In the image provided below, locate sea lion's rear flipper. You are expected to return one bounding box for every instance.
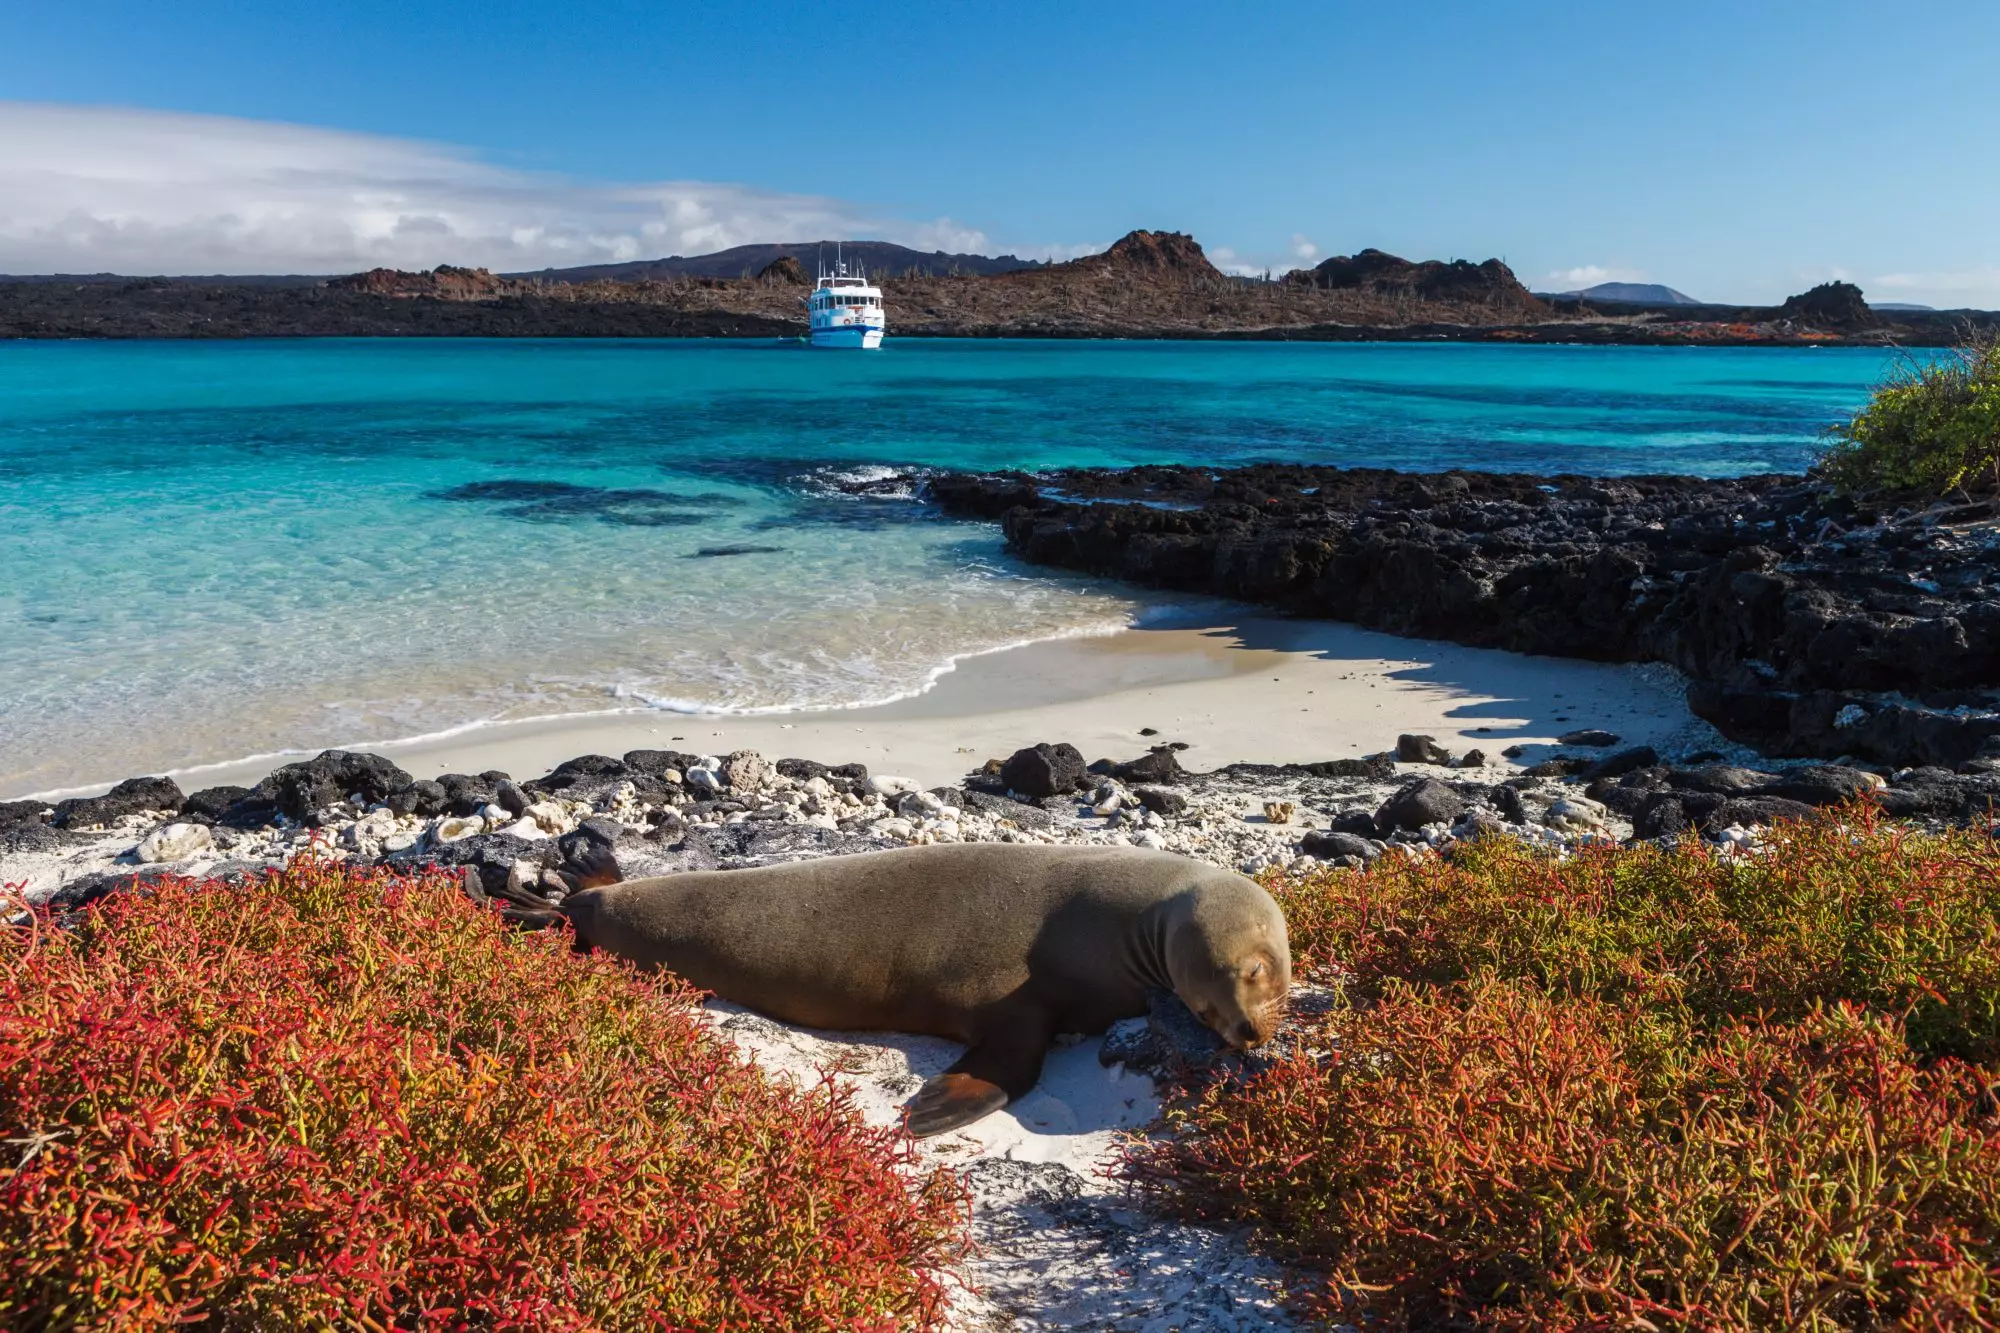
[905,1072,1010,1137]
[904,1021,1050,1137]
[554,838,624,893]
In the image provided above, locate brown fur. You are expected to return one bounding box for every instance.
[562,843,1290,1135]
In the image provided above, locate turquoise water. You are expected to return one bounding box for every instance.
[0,338,1898,796]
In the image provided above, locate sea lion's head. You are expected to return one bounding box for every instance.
[1165,876,1292,1049]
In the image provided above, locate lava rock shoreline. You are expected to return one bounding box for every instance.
[11,725,2000,916]
[920,464,2000,773]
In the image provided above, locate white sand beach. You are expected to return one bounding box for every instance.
[132,613,1703,800]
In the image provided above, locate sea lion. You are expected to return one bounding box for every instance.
[561,842,1290,1136]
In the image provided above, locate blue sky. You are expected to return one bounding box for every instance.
[3,0,1996,305]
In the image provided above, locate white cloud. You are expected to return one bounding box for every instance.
[1872,266,2000,306]
[1546,263,1647,288]
[1291,233,1318,260]
[0,102,1000,274]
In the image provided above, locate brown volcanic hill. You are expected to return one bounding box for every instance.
[509,241,1041,282]
[756,255,807,286]
[327,265,508,299]
[1047,230,1223,283]
[1285,249,1543,315]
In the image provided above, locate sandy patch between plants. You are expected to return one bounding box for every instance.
[705,1001,1299,1331]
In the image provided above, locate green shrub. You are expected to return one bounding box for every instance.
[1817,335,2000,497]
[1125,810,2000,1328]
[1,858,967,1330]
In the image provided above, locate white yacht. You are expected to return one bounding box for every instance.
[806,249,885,349]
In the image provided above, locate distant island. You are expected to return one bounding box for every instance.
[2,230,1991,344]
[1545,281,1702,305]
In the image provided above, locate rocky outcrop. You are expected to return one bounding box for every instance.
[925,465,2000,770]
[1776,281,1879,332]
[1062,230,1222,283]
[1285,248,1544,318]
[755,256,807,285]
[327,265,508,299]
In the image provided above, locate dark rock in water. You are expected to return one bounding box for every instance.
[1299,829,1380,862]
[685,545,785,558]
[249,751,414,823]
[384,779,449,819]
[1491,784,1530,825]
[179,786,251,825]
[1580,746,1659,782]
[53,775,186,830]
[1502,745,1528,760]
[1376,777,1467,832]
[1002,742,1088,797]
[1558,729,1620,747]
[0,799,53,827]
[1396,734,1452,765]
[1759,765,1881,807]
[1133,785,1189,817]
[1111,747,1188,785]
[1669,765,1780,796]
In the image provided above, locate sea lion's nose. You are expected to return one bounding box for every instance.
[1230,1019,1261,1048]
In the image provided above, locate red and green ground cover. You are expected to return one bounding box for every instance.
[0,859,966,1331]
[1128,809,2000,1329]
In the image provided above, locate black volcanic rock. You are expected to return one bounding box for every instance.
[0,799,52,827]
[926,463,2000,770]
[53,776,185,830]
[1376,777,1467,832]
[1776,281,1878,331]
[249,751,415,822]
[1001,743,1088,798]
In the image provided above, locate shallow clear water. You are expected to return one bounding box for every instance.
[0,337,1899,795]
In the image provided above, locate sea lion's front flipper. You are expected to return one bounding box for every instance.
[904,1021,1051,1137]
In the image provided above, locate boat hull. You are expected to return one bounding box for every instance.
[809,324,884,349]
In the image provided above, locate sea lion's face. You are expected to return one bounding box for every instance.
[1169,890,1292,1049]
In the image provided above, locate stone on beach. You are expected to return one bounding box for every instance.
[1001,743,1087,798]
[55,775,185,830]
[1375,777,1467,832]
[1395,733,1453,765]
[134,822,212,863]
